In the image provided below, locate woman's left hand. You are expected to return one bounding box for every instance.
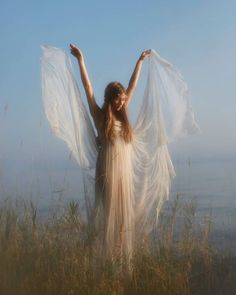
[139,49,151,61]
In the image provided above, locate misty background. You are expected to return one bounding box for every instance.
[0,0,236,236]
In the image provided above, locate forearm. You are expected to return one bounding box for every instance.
[128,57,144,89]
[126,57,144,102]
[77,57,93,98]
[76,56,100,120]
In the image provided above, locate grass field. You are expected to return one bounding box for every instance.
[0,195,235,295]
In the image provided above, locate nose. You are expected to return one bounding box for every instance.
[120,99,125,106]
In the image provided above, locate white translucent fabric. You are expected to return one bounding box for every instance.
[41,45,98,218]
[133,50,200,235]
[41,46,200,260]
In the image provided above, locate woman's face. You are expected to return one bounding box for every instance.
[111,93,126,112]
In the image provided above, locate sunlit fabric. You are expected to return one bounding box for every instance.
[41,45,200,263]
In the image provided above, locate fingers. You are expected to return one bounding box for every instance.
[69,43,79,50]
[143,49,151,58]
[144,49,151,55]
[70,44,76,55]
[69,44,83,59]
[70,46,78,57]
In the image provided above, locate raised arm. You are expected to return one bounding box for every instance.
[69,44,103,127]
[126,49,151,105]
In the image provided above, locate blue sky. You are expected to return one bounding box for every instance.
[0,0,236,181]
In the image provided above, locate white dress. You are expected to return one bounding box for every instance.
[95,120,134,261]
[41,45,200,265]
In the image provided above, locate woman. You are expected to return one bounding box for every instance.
[70,44,151,261]
[41,43,199,268]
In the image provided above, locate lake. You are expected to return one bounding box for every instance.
[1,157,235,252]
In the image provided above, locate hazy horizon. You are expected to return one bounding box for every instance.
[1,0,236,203]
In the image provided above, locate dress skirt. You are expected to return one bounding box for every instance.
[94,122,134,262]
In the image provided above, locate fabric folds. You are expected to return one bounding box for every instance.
[41,45,200,262]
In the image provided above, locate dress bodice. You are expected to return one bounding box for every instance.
[113,120,122,133]
[96,120,123,148]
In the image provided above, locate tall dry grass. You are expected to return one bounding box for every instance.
[0,195,235,295]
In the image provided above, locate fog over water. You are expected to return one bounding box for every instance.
[1,155,235,219]
[1,147,236,253]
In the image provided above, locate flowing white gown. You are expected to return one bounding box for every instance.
[41,46,200,263]
[94,120,134,261]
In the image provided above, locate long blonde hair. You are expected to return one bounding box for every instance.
[102,81,132,143]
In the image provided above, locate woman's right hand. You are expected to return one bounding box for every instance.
[70,44,83,60]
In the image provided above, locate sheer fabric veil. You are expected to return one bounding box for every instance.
[41,45,200,262]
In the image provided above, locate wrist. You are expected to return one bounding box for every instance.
[77,55,84,63]
[138,56,144,62]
